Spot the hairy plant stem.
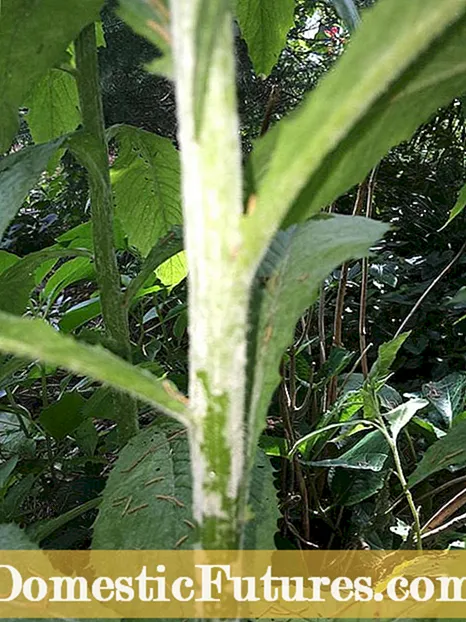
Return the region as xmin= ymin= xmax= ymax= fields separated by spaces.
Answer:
xmin=171 ymin=1 xmax=251 ymax=548
xmin=75 ymin=24 xmax=138 ymax=445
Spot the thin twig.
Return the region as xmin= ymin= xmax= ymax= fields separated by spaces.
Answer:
xmin=395 ymin=240 xmax=466 ymax=338
xmin=422 ymin=486 xmax=466 ymax=533
xmin=421 ymin=511 xmax=466 ymax=540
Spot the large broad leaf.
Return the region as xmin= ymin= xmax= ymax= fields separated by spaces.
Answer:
xmin=0 ymin=139 xmax=65 ymax=239
xmin=247 ymin=214 xmax=388 ymax=451
xmin=408 ymin=419 xmax=466 ymax=487
xmin=243 ymin=0 xmax=466 ymax=263
xmin=0 ymin=311 xmax=189 ymax=423
xmin=93 ymin=419 xmax=194 ymax=550
xmin=93 ymin=419 xmax=278 ymax=550
xmin=0 ymin=0 xmax=103 ymax=152
xmin=235 ymin=0 xmax=295 ymax=76
xmin=110 ymin=125 xmax=183 ymax=257
xmin=24 ymin=69 xmax=81 ymax=144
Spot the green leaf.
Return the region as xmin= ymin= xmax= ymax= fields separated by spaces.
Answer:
xmin=0 ymin=248 xmax=90 ymax=315
xmin=408 ymin=419 xmax=466 ymax=487
xmin=0 ymin=251 xmax=20 ymax=275
xmin=0 ymin=0 xmax=103 ymax=151
xmin=0 ymin=523 xmax=38 ymax=549
xmin=247 ymin=214 xmax=387 ymax=450
xmin=59 ymin=297 xmax=102 ymax=333
xmin=0 ymin=456 xmax=18 ymax=491
xmin=24 ymin=69 xmax=81 ymax=145
xmin=368 ymin=332 xmax=410 ymax=385
xmin=243 ymin=450 xmax=279 ymax=549
xmin=39 ymin=392 xmax=86 ymax=439
xmin=110 ymin=125 xmax=182 ymax=257
xmin=117 ymin=0 xmax=172 ymax=77
xmin=421 ymin=372 xmax=466 ymax=427
xmin=42 ymin=256 xmax=95 ymax=304
xmin=0 ymin=140 xmax=64 ymax=239
xmin=385 ymin=398 xmax=428 ymax=441
xmin=244 ymin=0 xmax=466 ymax=262
xmin=92 ymin=419 xmax=194 ymax=549
xmin=0 ymin=311 xmax=190 ymax=424
xmin=93 ymin=420 xmax=278 ymax=550
xmin=236 ymin=0 xmax=295 ymax=75
xmin=440 ymin=181 xmax=466 ymax=230
xmin=155 ymin=251 xmax=187 ymax=290
xmin=307 ymin=430 xmax=390 ymax=472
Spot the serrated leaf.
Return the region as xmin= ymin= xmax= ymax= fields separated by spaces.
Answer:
xmin=244 ymin=0 xmax=466 ymax=262
xmin=243 ymin=450 xmax=279 ymax=549
xmin=247 ymin=214 xmax=388 ymax=451
xmin=0 ymin=311 xmax=189 ymax=424
xmin=93 ymin=419 xmax=194 ymax=549
xmin=0 ymin=140 xmax=65 ymax=239
xmin=236 ymin=0 xmax=295 ymax=75
xmin=0 ymin=0 xmax=103 ymax=151
xmin=110 ymin=125 xmax=182 ymax=257
xmin=408 ymin=419 xmax=466 ymax=487
xmin=25 ymin=69 xmax=80 ymax=146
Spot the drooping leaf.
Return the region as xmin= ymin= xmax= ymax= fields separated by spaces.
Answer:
xmin=0 ymin=457 xmax=18 ymax=491
xmin=24 ymin=68 xmax=81 ymax=145
xmin=0 ymin=0 xmax=103 ymax=151
xmin=155 ymin=250 xmax=187 ymax=289
xmin=0 ymin=311 xmax=189 ymax=424
xmin=236 ymin=0 xmax=295 ymax=75
xmin=59 ymin=297 xmax=102 ymax=333
xmin=247 ymin=214 xmax=388 ymax=451
xmin=110 ymin=125 xmax=182 ymax=257
xmin=243 ymin=0 xmax=466 ymax=263
xmin=0 ymin=140 xmax=65 ymax=239
xmin=408 ymin=419 xmax=466 ymax=487
xmin=42 ymin=256 xmax=95 ymax=304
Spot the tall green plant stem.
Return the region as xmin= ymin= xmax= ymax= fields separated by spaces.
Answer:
xmin=75 ymin=24 xmax=138 ymax=445
xmin=171 ymin=1 xmax=253 ymax=548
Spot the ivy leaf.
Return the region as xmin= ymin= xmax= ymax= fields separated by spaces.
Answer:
xmin=0 ymin=0 xmax=103 ymax=151
xmin=236 ymin=0 xmax=295 ymax=76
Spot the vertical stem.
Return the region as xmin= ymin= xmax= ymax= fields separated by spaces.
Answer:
xmin=171 ymin=2 xmax=250 ymax=548
xmin=75 ymin=24 xmax=138 ymax=445
xmin=358 ymin=168 xmax=377 ymax=378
